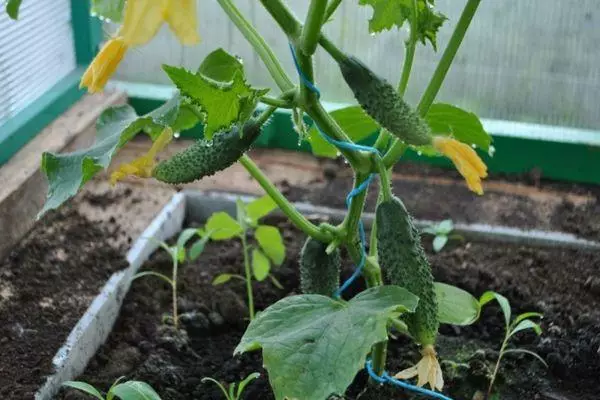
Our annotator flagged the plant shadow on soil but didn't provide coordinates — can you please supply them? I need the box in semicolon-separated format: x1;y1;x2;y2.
58;217;600;400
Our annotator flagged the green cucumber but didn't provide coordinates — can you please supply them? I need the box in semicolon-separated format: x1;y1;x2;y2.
299;237;341;297
338;55;432;146
153;120;261;184
376;196;439;346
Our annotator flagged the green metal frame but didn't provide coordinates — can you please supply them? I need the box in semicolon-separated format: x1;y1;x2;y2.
0;0;101;165
114;81;600;185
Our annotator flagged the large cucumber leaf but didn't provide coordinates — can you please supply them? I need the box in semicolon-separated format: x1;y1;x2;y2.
435;282;481;326
39;97;197;217
235;286;418;400
425;103;492;151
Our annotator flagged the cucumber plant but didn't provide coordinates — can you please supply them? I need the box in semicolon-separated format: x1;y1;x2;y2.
201;372;260;400
62;377;161;400
479;291;546;398
422;219;463;253
201;196;286;320
14;0;517;398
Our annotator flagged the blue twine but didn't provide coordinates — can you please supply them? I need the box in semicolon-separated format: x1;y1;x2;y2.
289;44;454;400
366;360;453;400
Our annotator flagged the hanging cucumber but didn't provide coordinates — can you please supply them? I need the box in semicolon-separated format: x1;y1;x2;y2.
338;55;432;146
376;196;443;390
153;120;262;184
299;237;340;297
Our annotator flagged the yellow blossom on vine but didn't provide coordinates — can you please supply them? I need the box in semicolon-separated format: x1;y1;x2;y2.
81;0;199;93
432;136;488;195
110;128;174;185
394;345;444;391
80;37;127;93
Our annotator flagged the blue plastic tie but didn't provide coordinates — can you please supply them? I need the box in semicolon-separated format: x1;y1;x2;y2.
289;44;454;400
366;360;453;400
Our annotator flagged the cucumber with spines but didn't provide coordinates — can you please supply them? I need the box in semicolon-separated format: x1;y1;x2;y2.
338;55;432;146
300;237;341;297
153;120;261;184
376;196;439;346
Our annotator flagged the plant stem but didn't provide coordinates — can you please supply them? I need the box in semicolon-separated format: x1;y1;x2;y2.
172;256;179;328
217;0;294;91
241;233;255;320
300;0;327;56
318;34;346;63
259;0;302;40
239;155;331;242
382;0;481;168
488;334;509;398
397;0;419;96
259;96;293;108
324;0;343;22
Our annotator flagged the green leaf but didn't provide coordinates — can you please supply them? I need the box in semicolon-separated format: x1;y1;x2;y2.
237;372;260;399
415;1;447;50
176;228;199;260
245;195;278;224
235;286;418;400
252;249;271;282
189;234;212;261
480;291;511;329
435;282;480;326
205;212;243;240
6;0;23;20
110;381;161;400
91;0;125;22
62;381;104;400
426;103;492;151
163;65;268;139
510;319;542;337
502;349;548;368
513;312;543;326
198;48;244;82
255;225;285;266
148;94;200;136
437;219;454;235
432;235;448;252
307;106;379;158
213;273;233;285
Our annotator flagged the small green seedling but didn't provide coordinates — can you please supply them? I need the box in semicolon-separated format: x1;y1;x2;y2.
203;195;286;320
479;291;546;398
422;219;463;252
202;372;260;400
133;229;211;329
62;377;161;400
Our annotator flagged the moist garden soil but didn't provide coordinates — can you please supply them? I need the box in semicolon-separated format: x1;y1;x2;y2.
59;216;600;400
0;206;127;399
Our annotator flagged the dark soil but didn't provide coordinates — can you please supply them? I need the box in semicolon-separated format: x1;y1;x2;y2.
284;159;600;241
0;206;127;399
59;217;600;400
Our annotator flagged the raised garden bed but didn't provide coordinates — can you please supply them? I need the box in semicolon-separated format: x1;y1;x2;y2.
44;191;600;400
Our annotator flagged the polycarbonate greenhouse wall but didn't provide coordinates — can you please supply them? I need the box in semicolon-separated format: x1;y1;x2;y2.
109;0;600;131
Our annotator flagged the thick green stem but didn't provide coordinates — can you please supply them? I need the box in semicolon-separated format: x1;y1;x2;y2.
241;233;255;320
382;0;481;168
239;155;331;242
259;96;294;108
397;0;419;96
217;0;294;91
324;0;343;21
300;0;327;55
259;0;302;40
319;35;346;63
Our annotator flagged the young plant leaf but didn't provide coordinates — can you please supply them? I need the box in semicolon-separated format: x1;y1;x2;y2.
432;235;448;253
201;377;230;399
502;349;548;368
237;373;260;399
510;319;542;337
480;291;512;329
163;65;268;139
513;312;543;326
435;282;480;326
212;273;234;285
246;195;278;224
62;381;104;400
437;219;454;235
255;225;285;265
6;0;23;20
188;234;212;261
252;249;271;281
425;103;492;151
235;286;418;400
205;212;243;240
198;48;245;82
110;381;161;400
176;228;200;260
91;0;125;22
307;106;379;158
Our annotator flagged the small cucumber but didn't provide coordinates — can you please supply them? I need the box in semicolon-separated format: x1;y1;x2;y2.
299;237;341;297
153;120;261;184
338;55;431;146
376;196;439;346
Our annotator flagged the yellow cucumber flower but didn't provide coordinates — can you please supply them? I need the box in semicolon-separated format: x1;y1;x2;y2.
110;128;174;185
432;136;488;195
120;0;200;46
80;37;128;93
394;345;444;391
